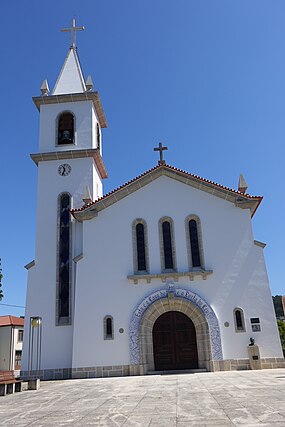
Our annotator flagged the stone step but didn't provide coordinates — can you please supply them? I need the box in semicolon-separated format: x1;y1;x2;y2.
147;368;207;375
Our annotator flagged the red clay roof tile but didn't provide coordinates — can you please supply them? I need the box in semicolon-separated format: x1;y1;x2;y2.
0;315;24;327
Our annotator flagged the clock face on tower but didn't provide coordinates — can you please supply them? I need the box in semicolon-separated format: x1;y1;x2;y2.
58;163;71;176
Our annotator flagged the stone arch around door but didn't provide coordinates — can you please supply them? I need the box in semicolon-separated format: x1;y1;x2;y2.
129;285;223;373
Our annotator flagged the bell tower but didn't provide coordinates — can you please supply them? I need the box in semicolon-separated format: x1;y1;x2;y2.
32;19;107;207
22;20;107;372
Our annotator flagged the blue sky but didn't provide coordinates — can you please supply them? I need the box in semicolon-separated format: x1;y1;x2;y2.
0;1;284;317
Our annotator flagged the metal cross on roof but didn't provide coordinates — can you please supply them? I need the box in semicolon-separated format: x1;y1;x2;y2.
154;142;168;165
61;18;85;48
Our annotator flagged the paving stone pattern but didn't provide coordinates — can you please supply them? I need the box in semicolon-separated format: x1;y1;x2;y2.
1;369;285;426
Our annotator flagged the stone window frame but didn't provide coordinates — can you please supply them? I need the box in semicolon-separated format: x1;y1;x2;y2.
104;315;114;340
55;110;76;147
185;214;205;269
56;192;73;326
158;216;177;272
233;307;246;333
132;219;149;274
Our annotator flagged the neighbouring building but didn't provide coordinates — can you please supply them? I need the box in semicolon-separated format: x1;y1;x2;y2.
0;316;24;372
22;21;284;380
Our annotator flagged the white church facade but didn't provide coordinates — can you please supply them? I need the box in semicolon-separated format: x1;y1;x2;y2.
22;22;284;380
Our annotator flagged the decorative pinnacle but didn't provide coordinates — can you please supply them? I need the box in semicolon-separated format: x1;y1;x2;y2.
61;18;85;48
85;75;94;92
238;173;248;194
82;185;92;205
40;79;50;96
154;142;168;165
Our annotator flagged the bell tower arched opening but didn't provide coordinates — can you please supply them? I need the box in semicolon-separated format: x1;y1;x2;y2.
57;112;74;145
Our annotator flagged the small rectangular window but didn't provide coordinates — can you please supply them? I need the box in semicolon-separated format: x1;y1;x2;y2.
18;330;23;342
15;350;22;368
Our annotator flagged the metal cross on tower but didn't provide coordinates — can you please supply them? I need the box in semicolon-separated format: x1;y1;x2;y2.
61;18;85;48
154;142;168;165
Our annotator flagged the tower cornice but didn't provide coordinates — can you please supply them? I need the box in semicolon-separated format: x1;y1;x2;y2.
33;92;107;128
30;148;108;179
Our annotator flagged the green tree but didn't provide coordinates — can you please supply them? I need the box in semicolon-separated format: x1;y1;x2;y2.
273;295;284;318
277;320;285;354
0;258;3;301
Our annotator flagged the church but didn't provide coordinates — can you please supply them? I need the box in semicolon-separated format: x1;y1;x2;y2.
22;21;284;380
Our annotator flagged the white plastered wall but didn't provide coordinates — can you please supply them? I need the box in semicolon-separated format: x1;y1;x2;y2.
71;175;282;369
22;156;101;371
39;101;101;153
23;93;104;371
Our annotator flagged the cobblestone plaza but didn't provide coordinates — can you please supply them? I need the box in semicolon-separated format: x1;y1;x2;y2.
1;369;285;426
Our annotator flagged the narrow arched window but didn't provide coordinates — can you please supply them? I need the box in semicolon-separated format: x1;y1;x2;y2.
186;215;204;269
96;123;101;150
162;221;173;269
136;223;146;271
104;316;114;340
58;112;74;145
132;219;149;273
159;218;176;271
234;308;246;332
189;220;201;267
106;318;112;336
57;193;71;324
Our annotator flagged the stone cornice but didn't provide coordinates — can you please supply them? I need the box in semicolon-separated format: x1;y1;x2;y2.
127;269;213;284
30;148;108;179
33;92;107;128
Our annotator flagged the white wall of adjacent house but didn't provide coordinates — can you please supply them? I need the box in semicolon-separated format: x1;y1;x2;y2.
14;327;24;371
71;175;282;368
0;326;11;371
0;326;23;371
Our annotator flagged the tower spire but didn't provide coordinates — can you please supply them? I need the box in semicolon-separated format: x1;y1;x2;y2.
61;18;85;49
52;20;86;95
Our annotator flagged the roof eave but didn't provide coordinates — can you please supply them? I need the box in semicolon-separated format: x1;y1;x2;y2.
72;165;262;221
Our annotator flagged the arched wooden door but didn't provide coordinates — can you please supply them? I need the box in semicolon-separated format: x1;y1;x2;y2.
153;311;198;371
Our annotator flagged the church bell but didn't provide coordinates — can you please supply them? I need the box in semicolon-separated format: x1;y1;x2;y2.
60;130;72;144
